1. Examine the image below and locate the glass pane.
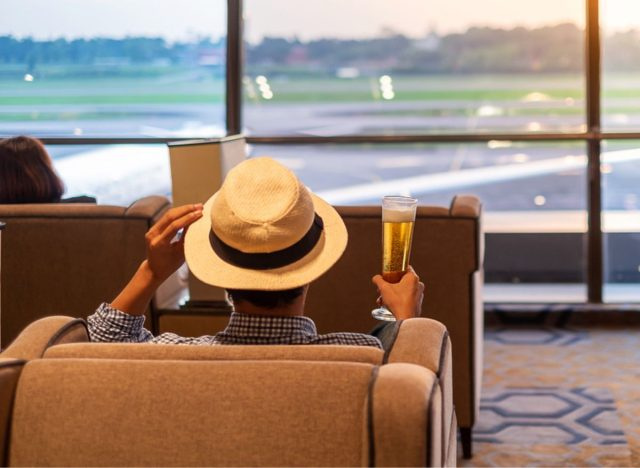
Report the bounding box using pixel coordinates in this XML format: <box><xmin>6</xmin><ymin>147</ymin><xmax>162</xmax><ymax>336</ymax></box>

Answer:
<box><xmin>601</xmin><ymin>0</ymin><xmax>640</xmax><ymax>131</ymax></box>
<box><xmin>244</xmin><ymin>0</ymin><xmax>585</xmax><ymax>136</ymax></box>
<box><xmin>249</xmin><ymin>142</ymin><xmax>588</xmax><ymax>302</ymax></box>
<box><xmin>48</xmin><ymin>144</ymin><xmax>170</xmax><ymax>206</ymax></box>
<box><xmin>602</xmin><ymin>140</ymin><xmax>640</xmax><ymax>302</ymax></box>
<box><xmin>0</xmin><ymin>0</ymin><xmax>226</xmax><ymax>138</ymax></box>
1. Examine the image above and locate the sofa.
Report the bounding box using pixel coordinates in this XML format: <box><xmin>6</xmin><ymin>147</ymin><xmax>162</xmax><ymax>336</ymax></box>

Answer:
<box><xmin>0</xmin><ymin>196</ymin><xmax>170</xmax><ymax>347</ymax></box>
<box><xmin>304</xmin><ymin>195</ymin><xmax>483</xmax><ymax>458</ymax></box>
<box><xmin>0</xmin><ymin>315</ymin><xmax>456</xmax><ymax>467</ymax></box>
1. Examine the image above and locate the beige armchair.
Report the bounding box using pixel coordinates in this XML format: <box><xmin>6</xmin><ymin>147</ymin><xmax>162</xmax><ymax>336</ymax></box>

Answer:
<box><xmin>0</xmin><ymin>196</ymin><xmax>170</xmax><ymax>347</ymax></box>
<box><xmin>0</xmin><ymin>315</ymin><xmax>456</xmax><ymax>467</ymax></box>
<box><xmin>305</xmin><ymin>195</ymin><xmax>483</xmax><ymax>458</ymax></box>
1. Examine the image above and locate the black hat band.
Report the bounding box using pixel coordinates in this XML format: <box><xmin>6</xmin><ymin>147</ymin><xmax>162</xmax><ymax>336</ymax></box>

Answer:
<box><xmin>209</xmin><ymin>214</ymin><xmax>324</xmax><ymax>270</ymax></box>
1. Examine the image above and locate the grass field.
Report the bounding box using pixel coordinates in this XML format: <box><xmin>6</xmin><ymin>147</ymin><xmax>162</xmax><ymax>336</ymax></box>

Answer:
<box><xmin>0</xmin><ymin>68</ymin><xmax>585</xmax><ymax>105</ymax></box>
<box><xmin>1</xmin><ymin>66</ymin><xmax>640</xmax><ymax>133</ymax></box>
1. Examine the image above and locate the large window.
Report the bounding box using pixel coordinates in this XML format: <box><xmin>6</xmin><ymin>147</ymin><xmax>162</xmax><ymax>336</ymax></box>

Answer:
<box><xmin>2</xmin><ymin>0</ymin><xmax>639</xmax><ymax>304</ymax></box>
<box><xmin>244</xmin><ymin>0</ymin><xmax>585</xmax><ymax>136</ymax></box>
<box><xmin>244</xmin><ymin>0</ymin><xmax>592</xmax><ymax>302</ymax></box>
<box><xmin>249</xmin><ymin>140</ymin><xmax>589</xmax><ymax>303</ymax></box>
<box><xmin>600</xmin><ymin>1</ymin><xmax>640</xmax><ymax>300</ymax></box>
<box><xmin>0</xmin><ymin>0</ymin><xmax>226</xmax><ymax>138</ymax></box>
<box><xmin>601</xmin><ymin>0</ymin><xmax>640</xmax><ymax>131</ymax></box>
<box><xmin>249</xmin><ymin>142</ymin><xmax>587</xmax><ymax>210</ymax></box>
<box><xmin>47</xmin><ymin>144</ymin><xmax>170</xmax><ymax>206</ymax></box>
<box><xmin>602</xmin><ymin>140</ymin><xmax>640</xmax><ymax>302</ymax></box>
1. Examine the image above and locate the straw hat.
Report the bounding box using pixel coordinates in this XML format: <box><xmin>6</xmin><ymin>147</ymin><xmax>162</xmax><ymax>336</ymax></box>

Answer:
<box><xmin>184</xmin><ymin>157</ymin><xmax>347</xmax><ymax>290</ymax></box>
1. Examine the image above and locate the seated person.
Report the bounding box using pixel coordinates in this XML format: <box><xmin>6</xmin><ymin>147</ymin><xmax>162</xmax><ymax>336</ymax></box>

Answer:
<box><xmin>0</xmin><ymin>135</ymin><xmax>95</xmax><ymax>204</ymax></box>
<box><xmin>87</xmin><ymin>157</ymin><xmax>424</xmax><ymax>348</ymax></box>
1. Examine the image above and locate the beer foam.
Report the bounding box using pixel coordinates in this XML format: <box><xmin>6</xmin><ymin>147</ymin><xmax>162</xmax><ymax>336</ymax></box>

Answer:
<box><xmin>382</xmin><ymin>207</ymin><xmax>415</xmax><ymax>222</ymax></box>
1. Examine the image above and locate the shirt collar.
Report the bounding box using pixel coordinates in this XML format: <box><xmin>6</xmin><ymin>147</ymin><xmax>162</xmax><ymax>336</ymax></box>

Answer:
<box><xmin>223</xmin><ymin>312</ymin><xmax>318</xmax><ymax>339</ymax></box>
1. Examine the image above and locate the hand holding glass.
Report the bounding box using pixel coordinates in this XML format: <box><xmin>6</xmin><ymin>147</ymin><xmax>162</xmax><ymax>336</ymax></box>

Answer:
<box><xmin>371</xmin><ymin>196</ymin><xmax>417</xmax><ymax>321</ymax></box>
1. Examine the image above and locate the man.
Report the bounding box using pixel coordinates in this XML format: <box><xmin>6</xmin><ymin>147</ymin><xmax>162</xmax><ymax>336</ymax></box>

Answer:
<box><xmin>88</xmin><ymin>157</ymin><xmax>424</xmax><ymax>348</ymax></box>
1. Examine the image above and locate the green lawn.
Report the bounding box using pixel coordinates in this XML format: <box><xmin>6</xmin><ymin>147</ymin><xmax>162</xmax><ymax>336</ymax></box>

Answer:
<box><xmin>2</xmin><ymin>68</ymin><xmax>640</xmax><ymax>122</ymax></box>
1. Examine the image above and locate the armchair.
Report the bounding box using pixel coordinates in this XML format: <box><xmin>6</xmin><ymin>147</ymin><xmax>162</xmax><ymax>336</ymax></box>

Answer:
<box><xmin>305</xmin><ymin>195</ymin><xmax>483</xmax><ymax>458</ymax></box>
<box><xmin>0</xmin><ymin>315</ymin><xmax>456</xmax><ymax>467</ymax></box>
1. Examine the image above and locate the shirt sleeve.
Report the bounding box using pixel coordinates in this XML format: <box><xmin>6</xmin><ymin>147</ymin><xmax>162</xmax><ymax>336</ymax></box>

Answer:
<box><xmin>87</xmin><ymin>303</ymin><xmax>154</xmax><ymax>343</ymax></box>
<box><xmin>87</xmin><ymin>303</ymin><xmax>219</xmax><ymax>345</ymax></box>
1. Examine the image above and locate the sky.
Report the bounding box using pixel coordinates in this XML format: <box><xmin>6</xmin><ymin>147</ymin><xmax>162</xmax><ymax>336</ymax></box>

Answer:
<box><xmin>0</xmin><ymin>0</ymin><xmax>637</xmax><ymax>42</ymax></box>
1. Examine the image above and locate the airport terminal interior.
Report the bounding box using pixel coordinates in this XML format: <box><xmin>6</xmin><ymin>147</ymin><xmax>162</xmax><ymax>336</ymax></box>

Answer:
<box><xmin>1</xmin><ymin>0</ymin><xmax>640</xmax><ymax>466</ymax></box>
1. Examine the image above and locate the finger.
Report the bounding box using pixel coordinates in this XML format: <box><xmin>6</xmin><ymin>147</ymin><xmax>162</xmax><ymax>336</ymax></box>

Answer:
<box><xmin>372</xmin><ymin>278</ymin><xmax>395</xmax><ymax>303</ymax></box>
<box><xmin>400</xmin><ymin>270</ymin><xmax>419</xmax><ymax>285</ymax></box>
<box><xmin>148</xmin><ymin>205</ymin><xmax>198</xmax><ymax>239</ymax></box>
<box><xmin>149</xmin><ymin>203</ymin><xmax>203</xmax><ymax>238</ymax></box>
<box><xmin>157</xmin><ymin>210</ymin><xmax>203</xmax><ymax>245</ymax></box>
<box><xmin>405</xmin><ymin>265</ymin><xmax>420</xmax><ymax>279</ymax></box>
<box><xmin>376</xmin><ymin>296</ymin><xmax>383</xmax><ymax>307</ymax></box>
<box><xmin>372</xmin><ymin>274</ymin><xmax>389</xmax><ymax>289</ymax></box>
<box><xmin>172</xmin><ymin>217</ymin><xmax>202</xmax><ymax>248</ymax></box>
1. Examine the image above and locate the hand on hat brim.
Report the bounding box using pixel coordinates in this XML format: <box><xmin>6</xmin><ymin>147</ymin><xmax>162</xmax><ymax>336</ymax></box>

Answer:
<box><xmin>110</xmin><ymin>203</ymin><xmax>204</xmax><ymax>317</ymax></box>
<box><xmin>146</xmin><ymin>203</ymin><xmax>204</xmax><ymax>285</ymax></box>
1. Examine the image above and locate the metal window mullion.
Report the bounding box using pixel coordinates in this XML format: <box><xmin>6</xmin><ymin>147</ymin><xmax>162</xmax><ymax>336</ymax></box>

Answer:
<box><xmin>245</xmin><ymin>133</ymin><xmax>591</xmax><ymax>145</ymax></box>
<box><xmin>34</xmin><ymin>131</ymin><xmax>640</xmax><ymax>146</ymax></box>
<box><xmin>586</xmin><ymin>0</ymin><xmax>603</xmax><ymax>303</ymax></box>
<box><xmin>226</xmin><ymin>0</ymin><xmax>243</xmax><ymax>135</ymax></box>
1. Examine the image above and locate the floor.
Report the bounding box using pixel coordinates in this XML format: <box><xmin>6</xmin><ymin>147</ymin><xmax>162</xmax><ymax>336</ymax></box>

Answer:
<box><xmin>462</xmin><ymin>321</ymin><xmax>640</xmax><ymax>467</ymax></box>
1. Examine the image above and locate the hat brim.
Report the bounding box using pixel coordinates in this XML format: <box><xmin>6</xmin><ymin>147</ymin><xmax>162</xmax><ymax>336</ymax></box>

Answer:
<box><xmin>184</xmin><ymin>192</ymin><xmax>348</xmax><ymax>290</ymax></box>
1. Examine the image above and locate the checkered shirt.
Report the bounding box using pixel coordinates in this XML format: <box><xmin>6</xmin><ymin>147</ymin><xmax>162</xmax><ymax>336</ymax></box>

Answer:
<box><xmin>87</xmin><ymin>303</ymin><xmax>383</xmax><ymax>348</ymax></box>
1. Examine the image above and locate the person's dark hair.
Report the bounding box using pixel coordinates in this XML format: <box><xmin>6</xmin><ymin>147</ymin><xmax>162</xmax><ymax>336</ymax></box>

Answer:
<box><xmin>0</xmin><ymin>136</ymin><xmax>64</xmax><ymax>204</ymax></box>
<box><xmin>226</xmin><ymin>287</ymin><xmax>305</xmax><ymax>309</ymax></box>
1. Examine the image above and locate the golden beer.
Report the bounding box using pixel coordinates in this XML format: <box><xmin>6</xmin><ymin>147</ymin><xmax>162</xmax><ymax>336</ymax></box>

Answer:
<box><xmin>381</xmin><ymin>202</ymin><xmax>416</xmax><ymax>283</ymax></box>
<box><xmin>372</xmin><ymin>195</ymin><xmax>417</xmax><ymax>321</ymax></box>
<box><xmin>382</xmin><ymin>220</ymin><xmax>415</xmax><ymax>283</ymax></box>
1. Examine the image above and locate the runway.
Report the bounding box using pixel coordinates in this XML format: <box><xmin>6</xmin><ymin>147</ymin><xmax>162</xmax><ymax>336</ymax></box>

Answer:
<box><xmin>46</xmin><ymin>141</ymin><xmax>640</xmax><ymax>214</ymax></box>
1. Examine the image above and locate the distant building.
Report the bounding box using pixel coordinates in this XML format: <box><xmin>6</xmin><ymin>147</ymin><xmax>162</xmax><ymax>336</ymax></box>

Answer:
<box><xmin>286</xmin><ymin>45</ymin><xmax>309</xmax><ymax>65</ymax></box>
<box><xmin>197</xmin><ymin>47</ymin><xmax>224</xmax><ymax>67</ymax></box>
<box><xmin>413</xmin><ymin>33</ymin><xmax>440</xmax><ymax>51</ymax></box>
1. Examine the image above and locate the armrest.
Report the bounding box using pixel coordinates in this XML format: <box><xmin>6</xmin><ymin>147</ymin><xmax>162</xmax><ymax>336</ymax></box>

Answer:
<box><xmin>0</xmin><ymin>358</ymin><xmax>26</xmax><ymax>465</ymax></box>
<box><xmin>450</xmin><ymin>194</ymin><xmax>481</xmax><ymax>218</ymax></box>
<box><xmin>1</xmin><ymin>316</ymin><xmax>89</xmax><ymax>360</ymax></box>
<box><xmin>124</xmin><ymin>196</ymin><xmax>171</xmax><ymax>223</ymax></box>
<box><xmin>372</xmin><ymin>363</ymin><xmax>439</xmax><ymax>467</ymax></box>
<box><xmin>385</xmin><ymin>318</ymin><xmax>448</xmax><ymax>375</ymax></box>
<box><xmin>385</xmin><ymin>318</ymin><xmax>456</xmax><ymax>466</ymax></box>
<box><xmin>451</xmin><ymin>194</ymin><xmax>484</xmax><ymax>271</ymax></box>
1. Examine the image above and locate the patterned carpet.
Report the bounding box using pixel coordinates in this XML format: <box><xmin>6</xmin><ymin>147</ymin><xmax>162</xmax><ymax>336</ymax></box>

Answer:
<box><xmin>461</xmin><ymin>323</ymin><xmax>640</xmax><ymax>467</ymax></box>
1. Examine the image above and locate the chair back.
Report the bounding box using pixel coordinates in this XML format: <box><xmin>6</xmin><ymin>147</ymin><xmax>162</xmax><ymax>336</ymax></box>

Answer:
<box><xmin>0</xmin><ymin>197</ymin><xmax>169</xmax><ymax>346</ymax></box>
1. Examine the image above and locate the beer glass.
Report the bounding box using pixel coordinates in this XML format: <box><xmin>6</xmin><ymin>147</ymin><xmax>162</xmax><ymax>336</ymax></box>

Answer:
<box><xmin>371</xmin><ymin>196</ymin><xmax>417</xmax><ymax>321</ymax></box>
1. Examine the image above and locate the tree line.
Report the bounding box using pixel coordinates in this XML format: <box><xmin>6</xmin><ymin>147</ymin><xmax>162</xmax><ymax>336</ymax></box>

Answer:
<box><xmin>0</xmin><ymin>36</ymin><xmax>224</xmax><ymax>69</ymax></box>
<box><xmin>1</xmin><ymin>23</ymin><xmax>639</xmax><ymax>74</ymax></box>
<box><xmin>247</xmin><ymin>24</ymin><xmax>640</xmax><ymax>74</ymax></box>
